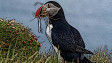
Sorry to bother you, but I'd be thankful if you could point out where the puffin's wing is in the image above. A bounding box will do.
[70,25,85,48]
[51,29,93,54]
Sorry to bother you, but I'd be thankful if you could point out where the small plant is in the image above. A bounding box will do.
[87,46,112,63]
[0,19,41,63]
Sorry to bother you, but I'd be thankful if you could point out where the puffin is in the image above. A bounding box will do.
[35,1,93,63]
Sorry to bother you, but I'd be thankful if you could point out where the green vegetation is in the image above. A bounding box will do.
[0,19,40,63]
[0,19,112,63]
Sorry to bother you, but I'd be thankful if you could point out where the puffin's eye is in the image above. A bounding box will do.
[48,4,50,8]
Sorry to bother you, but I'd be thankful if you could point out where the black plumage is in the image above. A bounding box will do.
[46,1,93,63]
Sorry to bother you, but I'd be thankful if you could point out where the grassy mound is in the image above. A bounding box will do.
[0,19,41,63]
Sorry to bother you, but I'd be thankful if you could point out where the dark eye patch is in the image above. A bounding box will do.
[48,4,50,8]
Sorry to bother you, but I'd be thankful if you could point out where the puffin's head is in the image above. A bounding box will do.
[35,1,64,18]
[35,1,65,32]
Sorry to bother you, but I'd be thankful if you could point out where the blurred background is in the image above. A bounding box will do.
[0,0,112,52]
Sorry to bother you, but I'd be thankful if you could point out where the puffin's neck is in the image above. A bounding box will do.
[48,18,69,29]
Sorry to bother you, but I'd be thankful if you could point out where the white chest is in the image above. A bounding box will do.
[46,24,53,39]
[46,24,58,53]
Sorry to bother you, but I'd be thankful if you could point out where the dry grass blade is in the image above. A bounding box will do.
[34,2,44,6]
[29,51,39,60]
[38,18,41,32]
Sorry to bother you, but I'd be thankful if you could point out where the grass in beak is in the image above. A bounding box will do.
[38,18,42,33]
[39,10,48,18]
[29,17,36,22]
[34,2,44,6]
[37,10,48,33]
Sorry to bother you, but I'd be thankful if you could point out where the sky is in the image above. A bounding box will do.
[0,0,112,51]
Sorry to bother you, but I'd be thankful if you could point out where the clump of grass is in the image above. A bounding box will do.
[36,50,58,63]
[87,46,112,63]
[0,19,41,63]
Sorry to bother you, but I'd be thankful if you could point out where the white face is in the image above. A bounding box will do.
[43,3,61,17]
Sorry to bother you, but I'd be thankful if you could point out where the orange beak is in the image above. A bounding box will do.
[35,5,43,18]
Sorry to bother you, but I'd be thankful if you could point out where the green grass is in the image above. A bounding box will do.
[0,19,40,63]
[0,18,112,63]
